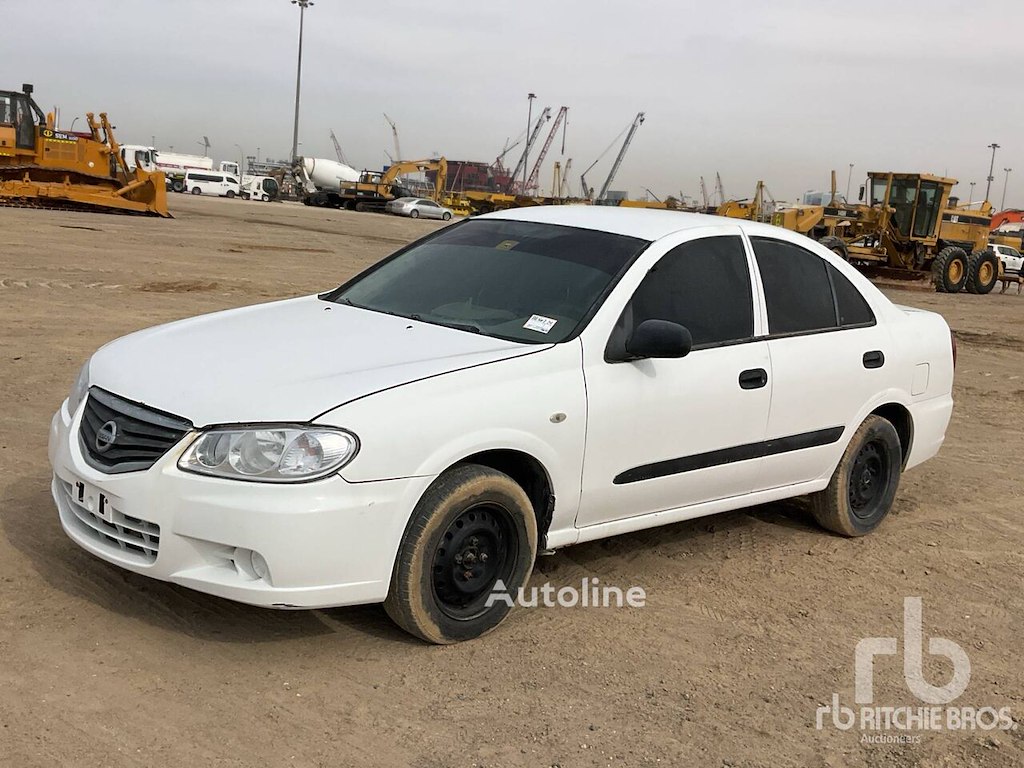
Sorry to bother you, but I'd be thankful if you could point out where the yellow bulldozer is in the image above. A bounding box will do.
[772,171,997,294]
[0,84,169,217]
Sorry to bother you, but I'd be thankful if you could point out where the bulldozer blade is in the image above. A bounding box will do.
[0,168,172,218]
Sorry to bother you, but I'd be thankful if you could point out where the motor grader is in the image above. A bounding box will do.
[772,172,997,294]
[0,84,169,217]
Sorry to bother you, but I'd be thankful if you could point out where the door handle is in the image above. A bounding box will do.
[738,368,768,390]
[863,350,885,369]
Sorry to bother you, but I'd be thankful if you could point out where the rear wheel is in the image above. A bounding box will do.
[818,235,848,260]
[810,415,902,537]
[190,187,202,195]
[965,250,999,294]
[384,464,537,644]
[931,246,969,293]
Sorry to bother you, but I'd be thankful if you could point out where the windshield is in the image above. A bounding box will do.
[328,218,648,343]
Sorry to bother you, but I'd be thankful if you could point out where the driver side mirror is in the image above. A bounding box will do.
[624,319,692,360]
[858,185,865,202]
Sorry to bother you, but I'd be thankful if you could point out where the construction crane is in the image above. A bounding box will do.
[560,157,573,197]
[506,106,551,194]
[524,106,567,195]
[383,113,402,162]
[329,129,349,166]
[699,177,710,209]
[594,112,645,203]
[715,172,725,206]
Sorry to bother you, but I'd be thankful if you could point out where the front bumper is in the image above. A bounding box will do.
[48,399,432,609]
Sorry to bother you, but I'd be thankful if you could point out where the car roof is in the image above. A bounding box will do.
[485,204,752,241]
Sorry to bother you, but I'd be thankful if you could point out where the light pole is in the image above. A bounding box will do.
[968,181,976,206]
[1001,168,1012,210]
[523,93,536,194]
[234,143,244,179]
[984,142,1000,202]
[845,163,854,200]
[290,0,314,163]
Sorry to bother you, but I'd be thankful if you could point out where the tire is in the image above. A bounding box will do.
[818,235,848,260]
[965,250,999,294]
[261,194,269,202]
[225,190,235,199]
[171,179,185,193]
[241,192,250,200]
[190,187,202,195]
[810,415,902,537]
[409,209,419,219]
[384,464,538,644]
[931,246,969,293]
[442,211,452,221]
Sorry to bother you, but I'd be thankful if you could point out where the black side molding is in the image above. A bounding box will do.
[862,350,885,369]
[613,426,845,485]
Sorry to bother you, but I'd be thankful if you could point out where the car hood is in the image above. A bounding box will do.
[88,296,543,426]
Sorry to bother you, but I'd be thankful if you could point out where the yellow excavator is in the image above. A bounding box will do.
[299,157,447,212]
[0,84,169,217]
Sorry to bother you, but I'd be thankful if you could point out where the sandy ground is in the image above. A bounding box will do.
[0,194,1021,767]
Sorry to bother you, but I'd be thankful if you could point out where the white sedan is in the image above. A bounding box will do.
[49,206,954,643]
[385,196,453,220]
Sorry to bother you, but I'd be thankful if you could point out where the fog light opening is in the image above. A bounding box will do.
[250,551,270,582]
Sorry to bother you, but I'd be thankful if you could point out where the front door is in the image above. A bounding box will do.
[577,229,772,528]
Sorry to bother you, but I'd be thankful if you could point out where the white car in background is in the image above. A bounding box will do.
[385,196,453,220]
[49,207,954,643]
[989,242,1023,275]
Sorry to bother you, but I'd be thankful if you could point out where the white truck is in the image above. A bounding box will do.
[119,145,238,193]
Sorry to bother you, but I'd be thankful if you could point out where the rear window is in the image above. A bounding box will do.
[751,237,837,334]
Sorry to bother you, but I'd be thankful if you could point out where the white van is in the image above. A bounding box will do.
[185,171,241,198]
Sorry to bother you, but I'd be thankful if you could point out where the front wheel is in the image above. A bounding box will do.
[442,211,452,221]
[409,209,419,219]
[384,464,537,644]
[225,190,236,199]
[810,415,902,537]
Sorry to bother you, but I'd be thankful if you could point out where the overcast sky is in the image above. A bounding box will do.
[4,0,1021,206]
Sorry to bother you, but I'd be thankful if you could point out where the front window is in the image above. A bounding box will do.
[327,219,648,343]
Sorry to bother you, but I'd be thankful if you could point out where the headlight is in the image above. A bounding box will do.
[67,360,91,415]
[178,426,359,482]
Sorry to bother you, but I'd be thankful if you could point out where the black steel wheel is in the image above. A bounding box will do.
[384,464,537,643]
[811,415,902,536]
[431,502,517,620]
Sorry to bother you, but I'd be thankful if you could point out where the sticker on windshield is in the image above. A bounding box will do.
[523,315,557,334]
[495,240,519,251]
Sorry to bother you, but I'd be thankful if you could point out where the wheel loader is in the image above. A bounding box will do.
[771,172,997,294]
[0,84,169,217]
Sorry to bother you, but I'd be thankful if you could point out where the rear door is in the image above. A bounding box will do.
[748,235,888,490]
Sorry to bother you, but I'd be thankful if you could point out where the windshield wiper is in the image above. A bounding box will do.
[409,314,482,334]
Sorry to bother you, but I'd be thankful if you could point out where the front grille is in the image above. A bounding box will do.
[79,388,192,474]
[57,478,161,563]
